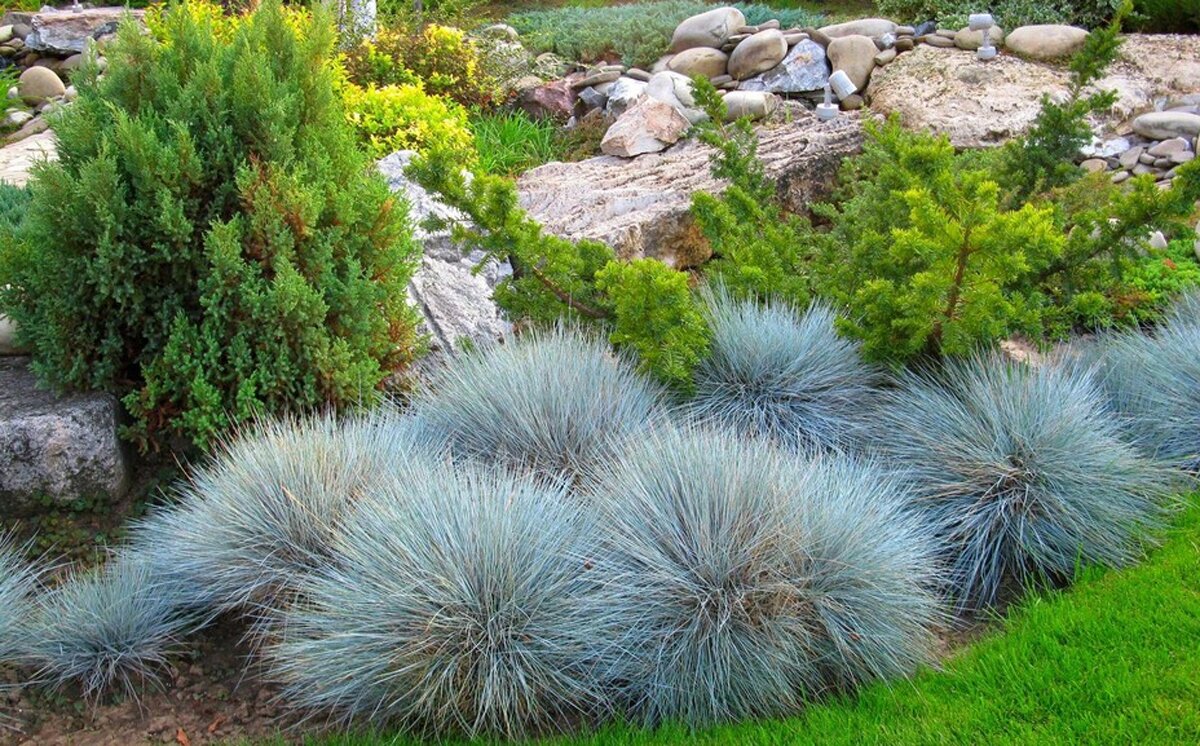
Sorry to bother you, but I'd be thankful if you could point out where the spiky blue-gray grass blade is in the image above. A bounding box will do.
[417,326,666,484]
[0,535,41,664]
[590,425,942,728]
[684,290,881,454]
[25,553,205,700]
[1088,320,1200,472]
[267,460,624,740]
[126,407,445,616]
[873,354,1171,610]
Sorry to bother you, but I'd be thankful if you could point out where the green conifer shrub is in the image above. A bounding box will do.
[0,1,421,451]
[813,120,1067,364]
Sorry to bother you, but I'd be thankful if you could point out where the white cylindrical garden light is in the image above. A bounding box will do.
[970,13,997,61]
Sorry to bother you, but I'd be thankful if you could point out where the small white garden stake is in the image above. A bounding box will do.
[816,81,838,121]
[970,13,997,61]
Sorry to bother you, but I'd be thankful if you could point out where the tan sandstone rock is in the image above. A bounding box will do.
[728,28,788,80]
[827,34,877,90]
[867,35,1200,148]
[519,108,864,268]
[1005,24,1089,60]
[600,97,691,158]
[671,7,746,52]
[667,47,730,78]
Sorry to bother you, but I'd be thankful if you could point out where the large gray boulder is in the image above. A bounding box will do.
[740,39,830,94]
[605,76,648,117]
[1,358,129,514]
[1132,111,1200,141]
[519,108,863,269]
[377,152,511,356]
[25,7,143,55]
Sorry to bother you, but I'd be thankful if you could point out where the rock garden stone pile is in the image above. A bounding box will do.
[544,9,1119,160]
[1,7,135,146]
[1079,107,1199,188]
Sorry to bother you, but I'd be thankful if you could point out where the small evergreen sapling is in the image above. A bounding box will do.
[690,77,814,307]
[1000,1,1130,202]
[815,120,1065,364]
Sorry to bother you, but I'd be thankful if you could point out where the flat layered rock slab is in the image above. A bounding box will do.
[518,108,863,269]
[1,357,129,514]
[868,34,1200,149]
[26,7,144,55]
[0,129,57,187]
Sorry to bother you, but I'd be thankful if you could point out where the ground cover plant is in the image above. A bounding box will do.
[874,0,1120,29]
[0,0,422,452]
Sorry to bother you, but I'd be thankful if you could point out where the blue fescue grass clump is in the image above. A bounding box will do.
[267,461,623,740]
[589,426,942,728]
[873,354,1172,610]
[0,535,40,664]
[684,292,880,453]
[127,408,442,615]
[1086,293,1200,472]
[418,327,665,484]
[25,553,205,700]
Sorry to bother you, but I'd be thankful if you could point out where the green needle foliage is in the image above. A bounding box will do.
[410,151,708,389]
[0,1,421,451]
[999,1,1131,203]
[690,77,814,307]
[814,120,1065,364]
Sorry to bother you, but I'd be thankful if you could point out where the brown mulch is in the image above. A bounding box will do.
[1,620,300,746]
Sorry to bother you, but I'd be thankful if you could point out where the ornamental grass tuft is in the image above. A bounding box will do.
[873,354,1171,610]
[591,425,942,728]
[684,291,881,453]
[25,553,204,700]
[417,327,665,484]
[267,460,623,740]
[0,535,40,664]
[127,408,442,616]
[1086,305,1200,472]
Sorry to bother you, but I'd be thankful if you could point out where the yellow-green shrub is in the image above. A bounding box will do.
[344,23,498,108]
[342,82,474,160]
